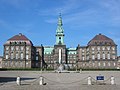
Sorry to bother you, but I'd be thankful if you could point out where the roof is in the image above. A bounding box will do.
[88,33,116,46]
[67,48,76,51]
[4,33,33,46]
[8,33,29,40]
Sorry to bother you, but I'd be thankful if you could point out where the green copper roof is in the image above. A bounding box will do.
[67,48,77,54]
[44,46,54,54]
[67,48,77,50]
[58,13,63,26]
[56,13,64,33]
[56,14,65,45]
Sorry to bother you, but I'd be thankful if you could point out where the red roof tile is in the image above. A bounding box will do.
[8,33,29,41]
[88,33,116,46]
[5,33,33,46]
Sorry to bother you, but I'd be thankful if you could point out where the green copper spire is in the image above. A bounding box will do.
[58,13,63,26]
[56,14,65,45]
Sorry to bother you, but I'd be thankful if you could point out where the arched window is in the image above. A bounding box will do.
[107,53,110,59]
[20,53,24,59]
[16,53,19,59]
[103,53,105,59]
[97,53,100,59]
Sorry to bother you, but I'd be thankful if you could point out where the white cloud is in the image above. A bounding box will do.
[0,0,25,8]
[38,0,81,16]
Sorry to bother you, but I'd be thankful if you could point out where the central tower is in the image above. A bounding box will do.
[54,14,66,65]
[56,14,65,45]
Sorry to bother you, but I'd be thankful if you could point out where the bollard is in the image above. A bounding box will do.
[16,76,21,85]
[39,76,44,85]
[88,76,92,85]
[80,69,82,73]
[110,76,115,85]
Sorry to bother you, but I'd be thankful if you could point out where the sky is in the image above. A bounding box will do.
[0,0,120,56]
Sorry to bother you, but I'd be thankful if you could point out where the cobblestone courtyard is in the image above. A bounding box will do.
[0,71,120,90]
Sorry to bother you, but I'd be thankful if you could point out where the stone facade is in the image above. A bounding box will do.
[76,34,118,69]
[1,15,119,69]
[0,56,3,68]
[2,33,36,68]
[117,56,120,69]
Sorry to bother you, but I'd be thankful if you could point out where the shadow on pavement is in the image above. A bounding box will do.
[0,77,36,83]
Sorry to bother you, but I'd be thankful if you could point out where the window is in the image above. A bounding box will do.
[107,47,110,50]
[87,56,89,60]
[82,57,85,60]
[73,56,76,59]
[112,47,115,50]
[97,53,100,59]
[20,53,24,59]
[103,53,105,59]
[11,53,14,59]
[68,61,69,63]
[98,62,101,66]
[16,46,19,50]
[11,46,14,51]
[102,47,105,50]
[97,47,100,51]
[92,55,95,60]
[26,47,29,51]
[6,55,9,59]
[26,55,29,60]
[107,53,110,59]
[92,47,94,51]
[82,49,84,52]
[113,55,115,59]
[36,56,38,60]
[6,46,9,50]
[114,63,116,66]
[16,53,19,59]
[21,46,24,51]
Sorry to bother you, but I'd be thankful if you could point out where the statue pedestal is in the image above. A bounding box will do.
[57,64,64,73]
[57,64,69,73]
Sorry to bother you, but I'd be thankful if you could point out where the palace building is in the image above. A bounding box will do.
[2,15,118,69]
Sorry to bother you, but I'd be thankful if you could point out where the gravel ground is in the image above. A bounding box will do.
[0,71,120,90]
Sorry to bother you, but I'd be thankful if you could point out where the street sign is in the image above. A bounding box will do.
[96,76,104,80]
